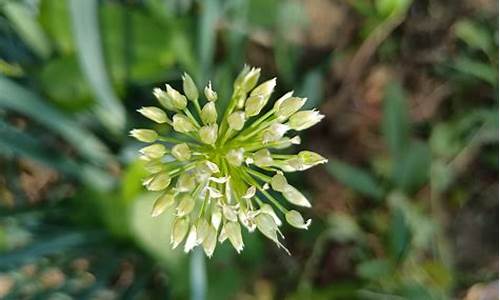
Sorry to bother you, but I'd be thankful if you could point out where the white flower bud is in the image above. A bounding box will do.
[144,172,171,191]
[200,102,217,124]
[130,129,158,143]
[144,160,164,173]
[253,149,273,167]
[282,185,311,207]
[285,210,311,229]
[260,204,282,226]
[196,218,210,244]
[165,84,187,110]
[176,172,196,192]
[139,144,167,159]
[153,88,176,111]
[275,97,306,120]
[204,81,218,102]
[244,95,266,117]
[182,73,199,101]
[262,123,289,143]
[270,173,288,192]
[273,91,294,111]
[223,205,238,222]
[242,186,256,199]
[211,208,222,229]
[184,225,198,253]
[250,78,276,98]
[224,222,244,253]
[172,114,196,133]
[235,66,261,92]
[151,192,176,217]
[199,124,218,145]
[228,111,246,130]
[176,194,195,217]
[226,148,244,167]
[288,110,324,131]
[171,217,189,249]
[202,225,217,257]
[256,213,279,242]
[171,143,191,161]
[137,106,168,123]
[298,151,328,167]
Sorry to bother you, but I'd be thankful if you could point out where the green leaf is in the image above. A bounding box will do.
[0,119,79,176]
[37,55,93,111]
[100,2,177,83]
[389,208,411,262]
[299,67,324,110]
[326,159,384,200]
[0,76,111,165]
[197,0,220,82]
[382,82,410,160]
[375,0,411,18]
[453,56,497,85]
[356,258,392,280]
[392,141,431,194]
[69,0,126,133]
[2,1,52,59]
[454,19,493,55]
[39,0,74,54]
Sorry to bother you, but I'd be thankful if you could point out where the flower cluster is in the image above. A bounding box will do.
[130,66,326,257]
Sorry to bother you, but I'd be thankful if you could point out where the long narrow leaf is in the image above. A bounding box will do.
[3,1,51,59]
[69,0,126,133]
[0,76,111,165]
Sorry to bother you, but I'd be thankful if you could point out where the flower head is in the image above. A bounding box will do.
[130,66,327,257]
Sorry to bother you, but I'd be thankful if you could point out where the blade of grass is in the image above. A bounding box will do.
[0,76,111,165]
[2,1,51,59]
[69,0,126,133]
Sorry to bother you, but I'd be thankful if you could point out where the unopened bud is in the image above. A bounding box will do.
[253,149,273,167]
[199,124,218,145]
[244,95,266,117]
[172,143,191,161]
[165,84,187,110]
[223,205,238,222]
[137,106,168,123]
[144,172,171,191]
[262,123,289,143]
[171,217,189,249]
[275,97,306,120]
[139,144,167,159]
[250,78,276,99]
[298,151,327,168]
[196,218,210,244]
[224,222,244,253]
[176,194,195,217]
[273,91,294,111]
[211,208,222,229]
[204,81,218,102]
[153,88,175,111]
[288,110,324,131]
[226,148,244,166]
[228,111,246,130]
[182,73,199,101]
[130,129,158,143]
[282,185,311,207]
[200,102,217,124]
[270,173,288,192]
[151,193,176,217]
[172,114,196,133]
[235,66,261,93]
[202,225,217,257]
[176,172,196,192]
[184,225,198,253]
[285,210,311,229]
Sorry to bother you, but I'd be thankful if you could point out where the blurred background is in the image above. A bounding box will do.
[0,0,498,299]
